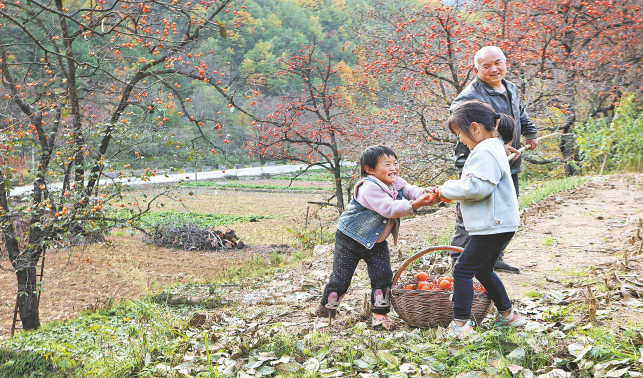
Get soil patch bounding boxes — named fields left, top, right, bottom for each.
left=0, top=237, right=256, bottom=339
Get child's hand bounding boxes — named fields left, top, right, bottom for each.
left=413, top=191, right=440, bottom=209
left=424, top=187, right=438, bottom=195
left=435, top=186, right=452, bottom=204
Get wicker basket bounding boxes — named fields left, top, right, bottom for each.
left=391, top=245, right=493, bottom=328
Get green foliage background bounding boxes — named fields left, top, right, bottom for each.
left=113, top=0, right=372, bottom=171
left=575, top=94, right=643, bottom=174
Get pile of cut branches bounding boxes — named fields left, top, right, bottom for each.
left=144, top=223, right=244, bottom=251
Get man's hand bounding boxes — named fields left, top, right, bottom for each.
left=504, top=145, right=520, bottom=161
left=524, top=138, right=539, bottom=150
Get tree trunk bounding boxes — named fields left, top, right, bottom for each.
left=4, top=221, right=43, bottom=331
left=333, top=164, right=345, bottom=214
left=14, top=224, right=47, bottom=331
left=559, top=119, right=578, bottom=176
left=15, top=266, right=41, bottom=330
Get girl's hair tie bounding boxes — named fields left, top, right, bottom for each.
left=494, top=113, right=501, bottom=120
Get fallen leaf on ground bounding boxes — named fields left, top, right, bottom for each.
left=508, top=364, right=524, bottom=374
left=377, top=350, right=400, bottom=367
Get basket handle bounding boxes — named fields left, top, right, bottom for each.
left=392, top=245, right=463, bottom=286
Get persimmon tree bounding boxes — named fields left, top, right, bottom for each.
left=0, top=0, right=245, bottom=330
left=496, top=0, right=643, bottom=174
left=245, top=45, right=363, bottom=213
left=356, top=0, right=643, bottom=177
left=350, top=2, right=506, bottom=184
left=351, top=1, right=495, bottom=184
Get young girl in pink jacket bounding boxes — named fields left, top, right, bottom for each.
left=314, top=145, right=434, bottom=330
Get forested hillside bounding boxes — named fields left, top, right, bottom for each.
left=151, top=0, right=376, bottom=169
left=5, top=0, right=639, bottom=174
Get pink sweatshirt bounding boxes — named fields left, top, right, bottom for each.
left=353, top=175, right=425, bottom=244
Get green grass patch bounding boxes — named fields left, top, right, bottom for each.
left=0, top=304, right=188, bottom=377
left=519, top=176, right=589, bottom=210
left=214, top=249, right=312, bottom=285
left=541, top=305, right=577, bottom=323
left=3, top=291, right=643, bottom=378
left=178, top=181, right=332, bottom=191
left=0, top=348, right=70, bottom=377
left=285, top=225, right=335, bottom=251
left=540, top=237, right=556, bottom=246
left=425, top=220, right=455, bottom=247
left=115, top=210, right=275, bottom=229
left=251, top=324, right=642, bottom=377
left=269, top=166, right=356, bottom=182
left=214, top=254, right=277, bottom=284
left=525, top=290, right=543, bottom=299
left=562, top=268, right=587, bottom=277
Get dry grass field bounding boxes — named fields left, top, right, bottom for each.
left=127, top=179, right=342, bottom=245
left=0, top=178, right=343, bottom=338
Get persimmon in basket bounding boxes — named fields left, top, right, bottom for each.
left=402, top=273, right=486, bottom=292
left=439, top=279, right=452, bottom=290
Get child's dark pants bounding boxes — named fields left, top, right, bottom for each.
left=321, top=230, right=392, bottom=315
left=452, top=232, right=515, bottom=321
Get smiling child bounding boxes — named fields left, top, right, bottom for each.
left=314, top=145, right=434, bottom=330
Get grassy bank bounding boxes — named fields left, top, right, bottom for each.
left=519, top=176, right=589, bottom=210
left=2, top=174, right=624, bottom=378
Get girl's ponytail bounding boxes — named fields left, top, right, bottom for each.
left=496, top=113, right=515, bottom=144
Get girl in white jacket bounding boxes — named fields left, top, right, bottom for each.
left=434, top=100, right=527, bottom=339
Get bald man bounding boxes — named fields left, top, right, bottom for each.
left=449, top=46, right=539, bottom=273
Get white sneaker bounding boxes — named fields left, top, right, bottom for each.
left=443, top=320, right=477, bottom=340
left=495, top=308, right=527, bottom=328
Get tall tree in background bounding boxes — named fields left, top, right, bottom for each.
left=0, top=0, right=244, bottom=330
left=357, top=0, right=643, bottom=177
left=497, top=0, right=643, bottom=174
left=246, top=45, right=362, bottom=212
left=352, top=1, right=494, bottom=184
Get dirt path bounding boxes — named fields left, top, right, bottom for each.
left=414, top=174, right=643, bottom=301
left=2, top=174, right=642, bottom=339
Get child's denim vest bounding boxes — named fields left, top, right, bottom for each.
left=337, top=177, right=405, bottom=249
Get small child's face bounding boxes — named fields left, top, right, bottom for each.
left=365, top=154, right=399, bottom=185
left=454, top=124, right=479, bottom=150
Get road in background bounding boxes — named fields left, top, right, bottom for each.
left=10, top=163, right=321, bottom=197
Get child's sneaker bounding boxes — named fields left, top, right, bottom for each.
left=443, top=320, right=477, bottom=340
left=313, top=303, right=337, bottom=318
left=495, top=308, right=527, bottom=328
left=314, top=292, right=344, bottom=318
